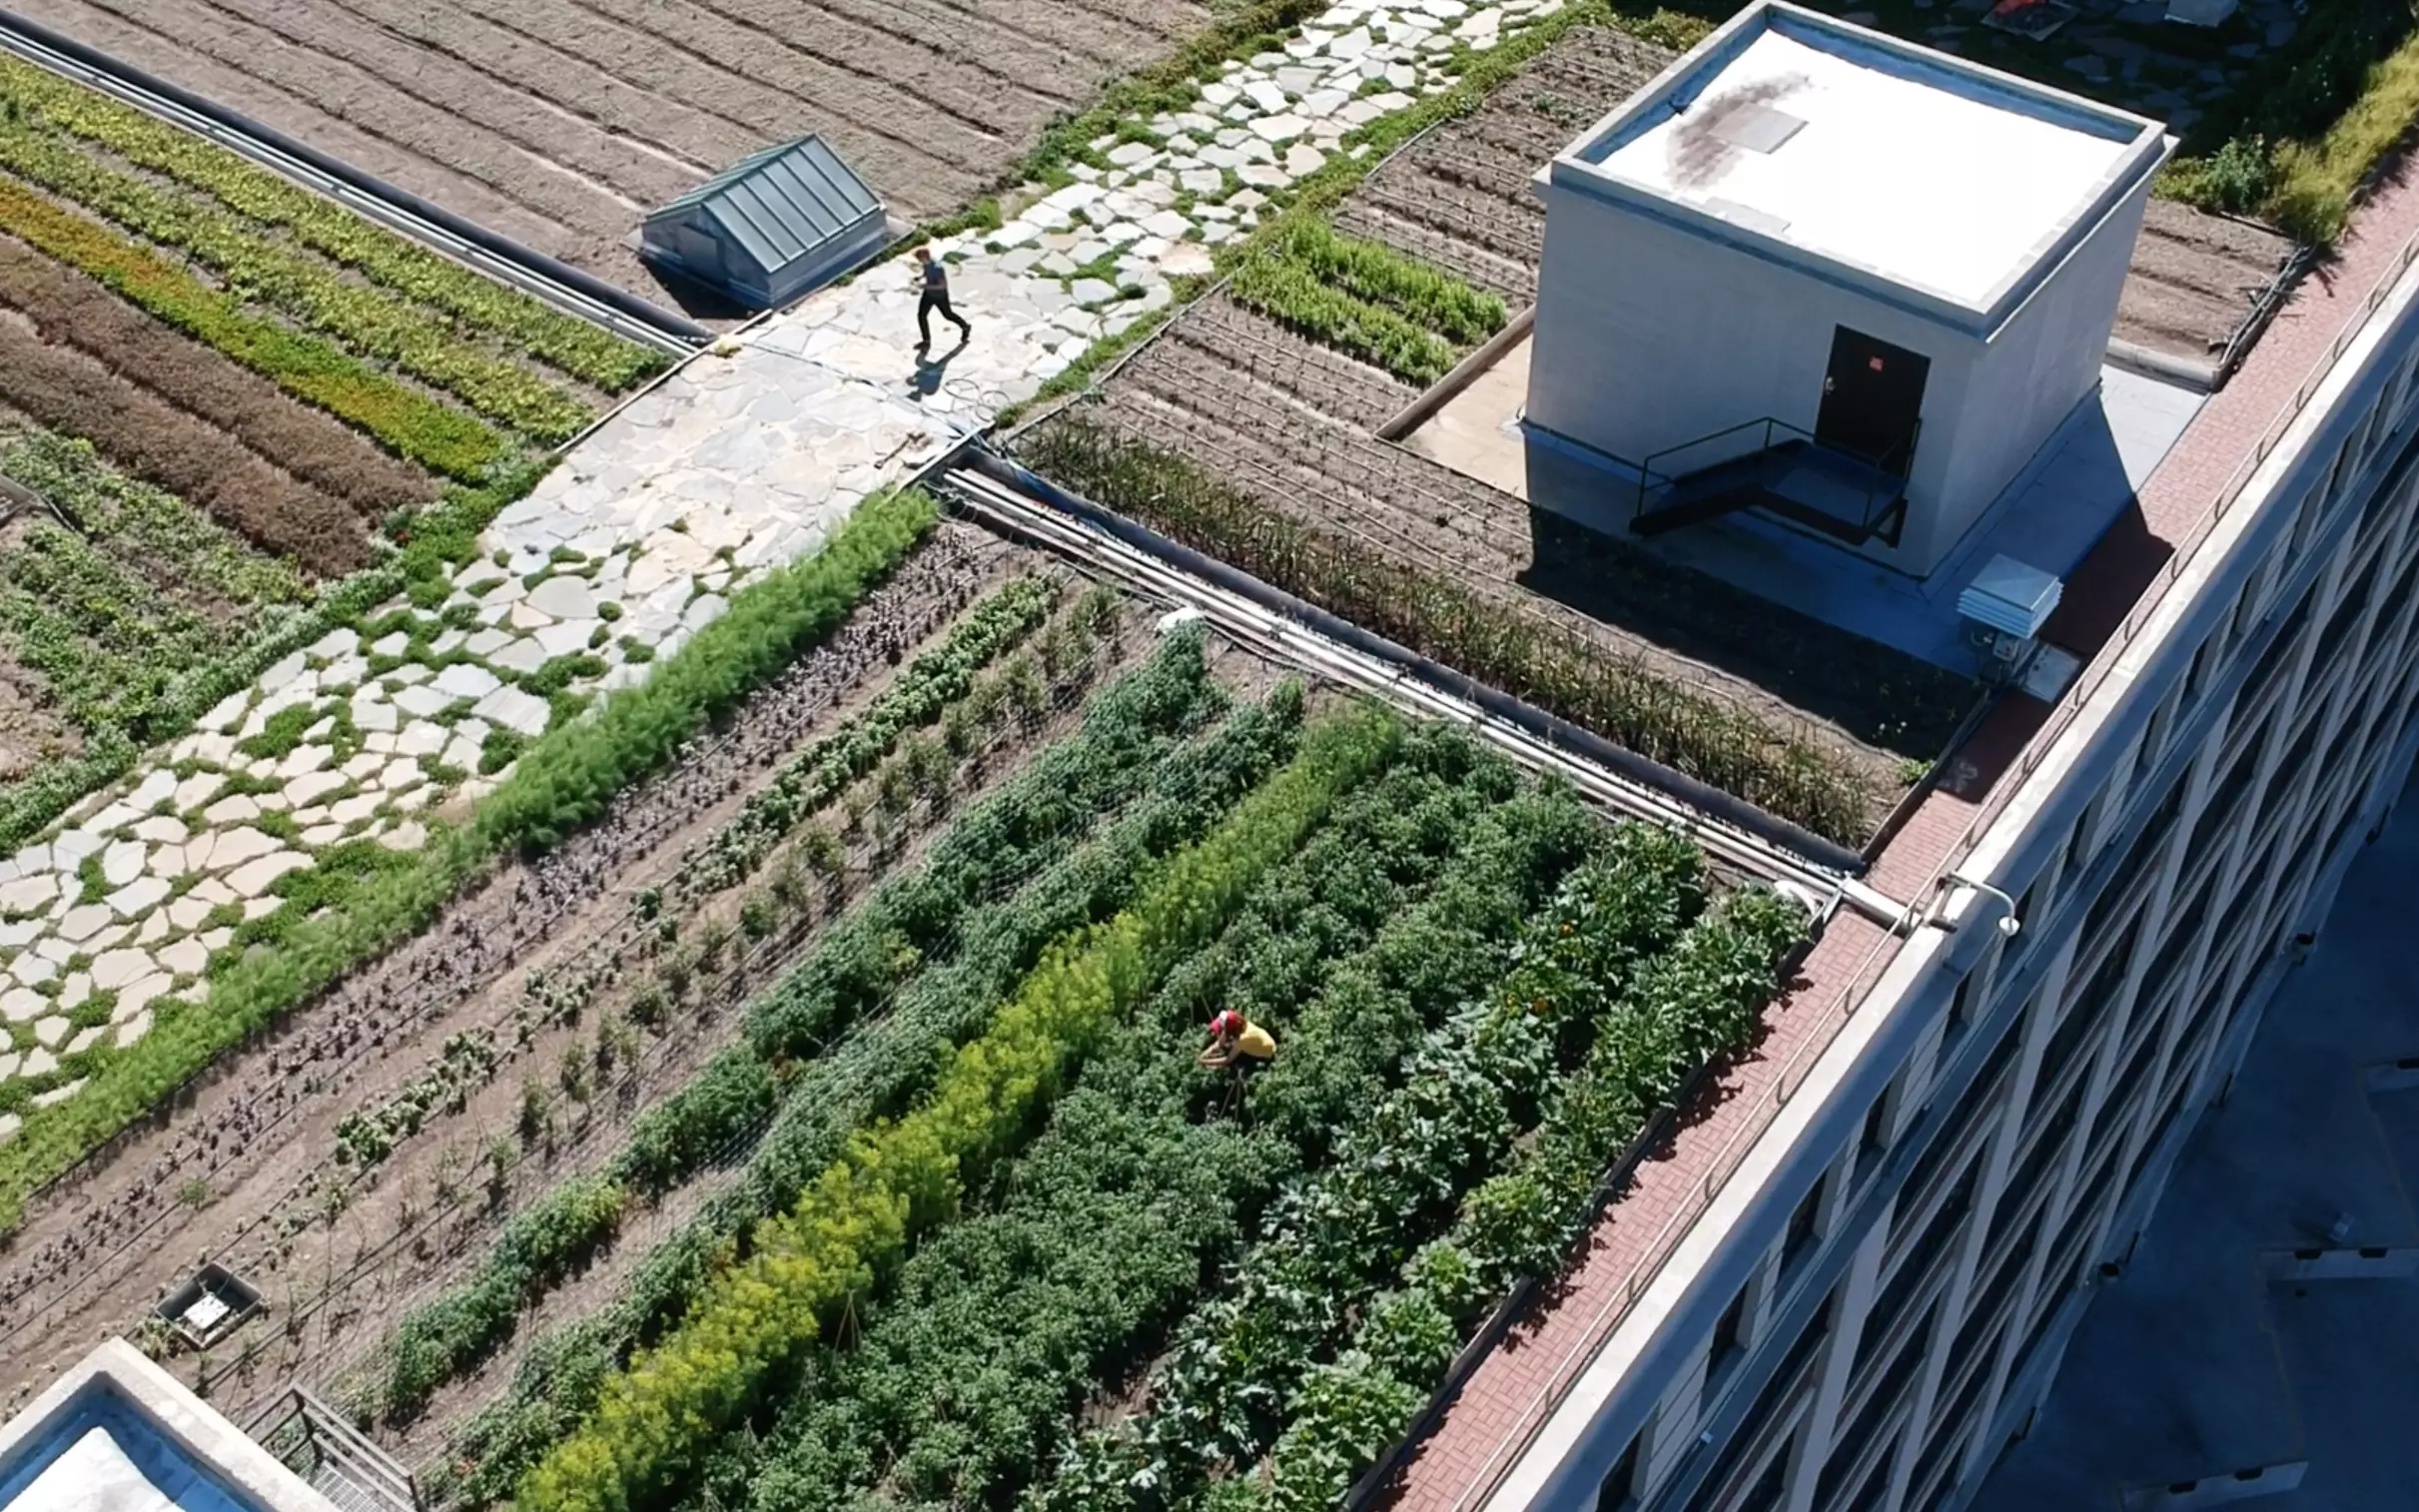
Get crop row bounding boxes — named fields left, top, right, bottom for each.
left=668, top=574, right=1072, bottom=904
left=1039, top=825, right=1709, bottom=1507
left=0, top=54, right=662, bottom=392
left=0, top=232, right=434, bottom=520
left=1020, top=417, right=1871, bottom=843
left=0, top=121, right=591, bottom=439
left=690, top=737, right=1605, bottom=1512
left=1227, top=219, right=1507, bottom=382
left=0, top=490, right=936, bottom=1229
left=0, top=175, right=501, bottom=478
left=359, top=579, right=1147, bottom=1418
left=1257, top=890, right=1807, bottom=1510
left=392, top=632, right=1258, bottom=1459
left=2, top=432, right=312, bottom=616
left=514, top=704, right=1400, bottom=1512
left=1027, top=850, right=1804, bottom=1511
left=429, top=662, right=1308, bottom=1508
left=0, top=284, right=370, bottom=574
left=1227, top=253, right=1458, bottom=384
left=0, top=511, right=233, bottom=742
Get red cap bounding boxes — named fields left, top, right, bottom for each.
left=1210, top=1010, right=1243, bottom=1037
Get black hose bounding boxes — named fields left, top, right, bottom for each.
left=0, top=7, right=710, bottom=344
left=960, top=447, right=1870, bottom=876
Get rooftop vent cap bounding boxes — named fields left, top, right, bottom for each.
left=1959, top=554, right=2063, bottom=640
left=1712, top=102, right=1806, bottom=155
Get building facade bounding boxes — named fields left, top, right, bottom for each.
left=1483, top=209, right=2419, bottom=1512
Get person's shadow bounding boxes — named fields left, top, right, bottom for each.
left=908, top=332, right=970, bottom=401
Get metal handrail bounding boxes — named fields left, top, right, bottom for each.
left=1631, top=414, right=1920, bottom=536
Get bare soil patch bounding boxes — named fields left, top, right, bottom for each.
left=13, top=0, right=1215, bottom=313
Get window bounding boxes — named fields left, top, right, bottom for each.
left=1944, top=971, right=1978, bottom=1051
left=1868, top=1160, right=1978, bottom=1372
left=1781, top=1171, right=1827, bottom=1280
left=2188, top=735, right=2265, bottom=858
left=1912, top=1352, right=1992, bottom=1506
left=1854, top=1094, right=1894, bottom=1190
left=2237, top=585, right=2315, bottom=714
left=2089, top=1002, right=2172, bottom=1149
left=1704, top=1283, right=1753, bottom=1407
left=1597, top=1431, right=1642, bottom=1512
left=2140, top=870, right=2217, bottom=1008
left=2032, top=925, right=2135, bottom=1107
left=2083, top=784, right=2182, bottom=941
left=1818, top=1322, right=1929, bottom=1506
left=1991, top=1072, right=2086, bottom=1248
left=2314, top=556, right=2380, bottom=669
left=1951, top=1226, right=2031, bottom=1368
left=1731, top=1438, right=1794, bottom=1512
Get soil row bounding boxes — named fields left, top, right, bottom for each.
left=13, top=0, right=581, bottom=266
left=22, top=0, right=624, bottom=248
left=0, top=524, right=1014, bottom=1400
left=1096, top=330, right=1966, bottom=777
left=1171, top=298, right=1414, bottom=434
left=0, top=230, right=431, bottom=526
left=0, top=303, right=368, bottom=575
left=287, top=597, right=1184, bottom=1456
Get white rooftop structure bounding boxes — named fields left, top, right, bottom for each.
left=1522, top=1, right=2170, bottom=577
left=0, top=1341, right=336, bottom=1512
left=1586, top=14, right=2157, bottom=324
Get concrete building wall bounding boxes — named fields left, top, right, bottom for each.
left=1526, top=171, right=2145, bottom=575
left=1526, top=178, right=1975, bottom=522
left=1543, top=227, right=2419, bottom=1512
left=1924, top=179, right=2152, bottom=572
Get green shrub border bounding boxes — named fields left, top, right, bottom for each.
left=0, top=489, right=939, bottom=1231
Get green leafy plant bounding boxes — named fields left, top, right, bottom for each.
left=0, top=176, right=500, bottom=476
left=518, top=706, right=1399, bottom=1512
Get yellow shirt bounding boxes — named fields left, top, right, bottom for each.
left=1234, top=1023, right=1277, bottom=1062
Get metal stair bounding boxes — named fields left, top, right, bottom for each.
left=1627, top=421, right=1913, bottom=547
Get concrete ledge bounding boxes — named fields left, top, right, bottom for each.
left=2255, top=1245, right=2419, bottom=1280
left=0, top=1339, right=336, bottom=1512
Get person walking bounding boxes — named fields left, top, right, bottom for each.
left=913, top=246, right=971, bottom=352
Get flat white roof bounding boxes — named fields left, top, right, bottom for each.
left=0, top=1342, right=335, bottom=1512
left=1550, top=2, right=2167, bottom=331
